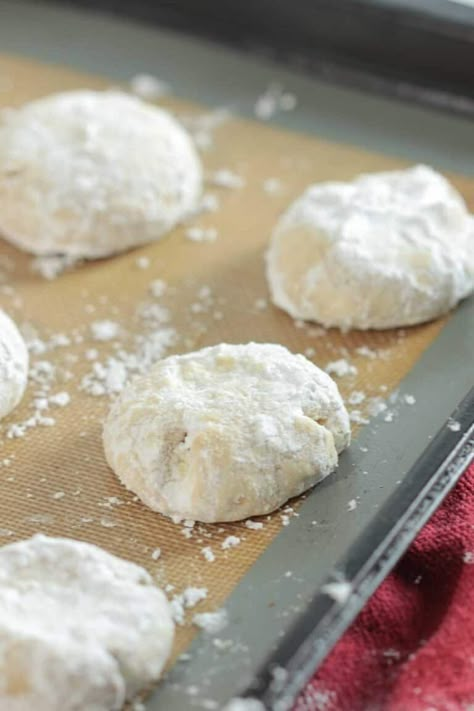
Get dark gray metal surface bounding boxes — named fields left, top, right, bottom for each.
left=0, top=3, right=473, bottom=709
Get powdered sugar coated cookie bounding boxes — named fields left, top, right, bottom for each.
left=0, top=534, right=174, bottom=710
left=0, top=91, right=202, bottom=258
left=103, top=342, right=350, bottom=523
left=0, top=309, right=28, bottom=419
left=266, top=165, right=474, bottom=330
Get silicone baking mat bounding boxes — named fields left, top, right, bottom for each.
left=0, top=52, right=472, bottom=707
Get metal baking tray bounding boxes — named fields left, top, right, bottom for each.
left=1, top=2, right=473, bottom=709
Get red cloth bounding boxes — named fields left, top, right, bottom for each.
left=295, top=461, right=474, bottom=711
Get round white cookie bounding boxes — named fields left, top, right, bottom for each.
left=266, top=165, right=474, bottom=330
left=0, top=309, right=28, bottom=420
left=0, top=90, right=202, bottom=258
left=0, top=534, right=174, bottom=711
left=103, top=342, right=350, bottom=523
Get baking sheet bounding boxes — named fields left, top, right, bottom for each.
left=0, top=25, right=473, bottom=711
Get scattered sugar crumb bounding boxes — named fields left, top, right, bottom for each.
left=347, top=499, right=357, bottom=512
left=170, top=596, right=186, bottom=625
left=81, top=324, right=175, bottom=396
left=280, top=514, right=290, bottom=526
left=129, top=73, right=169, bottom=100
left=255, top=84, right=297, bottom=120
left=349, top=391, right=366, bottom=406
left=349, top=410, right=369, bottom=425
left=193, top=609, right=228, bottom=633
left=199, top=192, right=220, bottom=213
left=447, top=418, right=461, bottom=432
left=149, top=279, right=167, bottom=298
left=31, top=254, right=79, bottom=280
left=135, top=256, right=150, bottom=270
left=367, top=397, right=388, bottom=417
left=463, top=551, right=473, bottom=564
left=151, top=547, right=161, bottom=561
left=208, top=169, right=245, bottom=189
left=355, top=346, right=378, bottom=359
left=403, top=394, right=416, bottom=405
left=245, top=520, right=264, bottom=530
left=325, top=359, right=357, bottom=378
left=52, top=491, right=65, bottom=500
left=262, top=177, right=283, bottom=194
left=49, top=391, right=70, bottom=407
left=222, top=536, right=241, bottom=550
left=213, top=638, right=233, bottom=651
left=100, top=518, right=116, bottom=528
left=304, top=347, right=316, bottom=358
left=90, top=320, right=120, bottom=341
left=183, top=587, right=208, bottom=608
left=321, top=580, right=352, bottom=604
left=181, top=106, right=232, bottom=151
left=201, top=546, right=215, bottom=562
left=185, top=227, right=218, bottom=243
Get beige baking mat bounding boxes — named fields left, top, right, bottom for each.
left=0, top=53, right=473, bottom=680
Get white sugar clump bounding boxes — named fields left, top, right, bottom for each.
left=254, top=84, right=297, bottom=120
left=129, top=73, right=170, bottom=100
left=193, top=609, right=228, bottom=634
left=81, top=324, right=176, bottom=397
left=0, top=90, right=202, bottom=258
left=90, top=320, right=120, bottom=342
left=201, top=546, right=215, bottom=562
left=325, top=359, right=357, bottom=378
left=208, top=169, right=245, bottom=189
left=448, top=419, right=461, bottom=432
left=149, top=279, right=167, bottom=298
left=170, top=587, right=208, bottom=625
left=221, top=536, right=241, bottom=550
left=245, top=520, right=264, bottom=530
left=185, top=227, right=218, bottom=243
left=321, top=579, right=352, bottom=604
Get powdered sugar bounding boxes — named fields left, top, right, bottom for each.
left=185, top=227, right=218, bottom=243
left=193, top=608, right=228, bottom=633
left=325, top=359, right=357, bottom=378
left=129, top=73, right=170, bottom=100
left=221, top=536, right=241, bottom=550
left=321, top=579, right=352, bottom=604
left=90, top=320, right=120, bottom=342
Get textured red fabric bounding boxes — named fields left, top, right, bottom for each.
left=295, top=461, right=474, bottom=711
